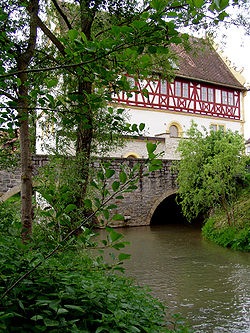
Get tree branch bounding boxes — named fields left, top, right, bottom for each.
left=0, top=90, right=17, bottom=101
left=51, top=0, right=72, bottom=30
left=35, top=15, right=66, bottom=56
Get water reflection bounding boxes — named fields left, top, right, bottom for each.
left=98, top=225, right=250, bottom=333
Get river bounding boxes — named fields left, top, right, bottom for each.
left=99, top=224, right=250, bottom=333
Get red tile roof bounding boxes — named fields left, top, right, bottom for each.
left=172, top=40, right=246, bottom=90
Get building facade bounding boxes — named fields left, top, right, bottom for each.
left=36, top=39, right=247, bottom=159
left=108, top=41, right=247, bottom=160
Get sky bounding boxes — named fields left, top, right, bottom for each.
left=213, top=18, right=250, bottom=140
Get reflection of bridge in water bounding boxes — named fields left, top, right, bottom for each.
left=0, top=155, right=180, bottom=226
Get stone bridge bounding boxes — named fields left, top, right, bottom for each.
left=0, top=156, right=178, bottom=226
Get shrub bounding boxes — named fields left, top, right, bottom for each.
left=0, top=207, right=192, bottom=333
left=202, top=217, right=250, bottom=251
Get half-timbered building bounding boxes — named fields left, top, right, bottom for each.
left=109, top=41, right=247, bottom=160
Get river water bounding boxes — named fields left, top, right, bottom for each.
left=99, top=224, right=250, bottom=333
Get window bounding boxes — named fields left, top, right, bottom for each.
left=208, top=88, right=214, bottom=102
left=169, top=125, right=178, bottom=138
left=222, top=91, right=228, bottom=105
left=127, top=77, right=135, bottom=89
left=228, top=92, right=234, bottom=106
left=161, top=80, right=167, bottom=95
left=175, top=81, right=189, bottom=98
left=175, top=81, right=181, bottom=97
left=211, top=124, right=225, bottom=132
left=201, top=87, right=207, bottom=101
left=183, top=83, right=189, bottom=98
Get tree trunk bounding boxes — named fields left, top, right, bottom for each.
left=17, top=0, right=39, bottom=242
left=75, top=79, right=93, bottom=207
left=75, top=1, right=95, bottom=206
left=18, top=70, right=33, bottom=241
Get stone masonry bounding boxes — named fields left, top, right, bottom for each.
left=0, top=156, right=178, bottom=226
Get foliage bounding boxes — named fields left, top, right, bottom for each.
left=202, top=187, right=250, bottom=251
left=34, top=141, right=162, bottom=240
left=0, top=203, right=193, bottom=333
left=0, top=130, right=19, bottom=169
left=176, top=123, right=247, bottom=225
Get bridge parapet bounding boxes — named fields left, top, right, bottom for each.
left=0, top=156, right=178, bottom=226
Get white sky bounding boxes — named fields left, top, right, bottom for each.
left=214, top=25, right=250, bottom=140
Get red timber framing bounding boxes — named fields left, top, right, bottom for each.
left=112, top=77, right=241, bottom=120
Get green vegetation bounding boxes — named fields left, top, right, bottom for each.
left=176, top=123, right=247, bottom=224
left=176, top=123, right=249, bottom=251
left=202, top=188, right=250, bottom=251
left=0, top=144, right=193, bottom=332
left=0, top=199, right=193, bottom=332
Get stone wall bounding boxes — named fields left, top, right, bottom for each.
left=0, top=156, right=178, bottom=226
left=93, top=158, right=178, bottom=227
left=0, top=155, right=49, bottom=195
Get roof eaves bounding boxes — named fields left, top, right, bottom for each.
left=175, top=74, right=247, bottom=91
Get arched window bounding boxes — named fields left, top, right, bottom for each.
left=124, top=152, right=141, bottom=159
left=167, top=122, right=183, bottom=138
left=169, top=125, right=178, bottom=138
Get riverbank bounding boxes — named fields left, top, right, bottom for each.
left=202, top=188, right=250, bottom=251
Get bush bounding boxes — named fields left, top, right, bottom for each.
left=0, top=196, right=20, bottom=234
left=0, top=243, right=192, bottom=332
left=0, top=203, right=193, bottom=332
left=202, top=217, right=250, bottom=251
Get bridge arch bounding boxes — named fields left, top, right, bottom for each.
left=0, top=185, right=21, bottom=202
left=146, top=189, right=178, bottom=225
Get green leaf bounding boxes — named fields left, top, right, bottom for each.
left=118, top=253, right=131, bottom=261
left=116, top=195, right=124, bottom=199
left=46, top=78, right=58, bottom=88
left=83, top=199, right=92, bottom=209
left=31, top=315, right=43, bottom=321
left=132, top=124, right=138, bottom=132
left=68, top=29, right=79, bottom=40
left=64, top=305, right=85, bottom=312
left=65, top=204, right=77, bottom=213
left=109, top=229, right=123, bottom=242
left=107, top=204, right=117, bottom=209
left=102, top=209, right=109, bottom=220
left=112, top=214, right=124, bottom=221
left=16, top=78, right=22, bottom=87
left=105, top=169, right=115, bottom=178
left=57, top=308, right=69, bottom=315
left=112, top=181, right=120, bottom=192
left=146, top=142, right=157, bottom=154
left=193, top=0, right=204, bottom=8
left=90, top=180, right=99, bottom=189
left=141, top=11, right=150, bottom=19
left=80, top=32, right=87, bottom=43
left=219, top=0, right=229, bottom=10
left=112, top=241, right=129, bottom=250
left=139, top=123, right=145, bottom=131
left=43, top=319, right=59, bottom=327
left=119, top=171, right=127, bottom=184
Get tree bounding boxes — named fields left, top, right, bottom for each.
left=176, top=123, right=247, bottom=225
left=0, top=0, right=248, bottom=238
left=0, top=0, right=39, bottom=241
